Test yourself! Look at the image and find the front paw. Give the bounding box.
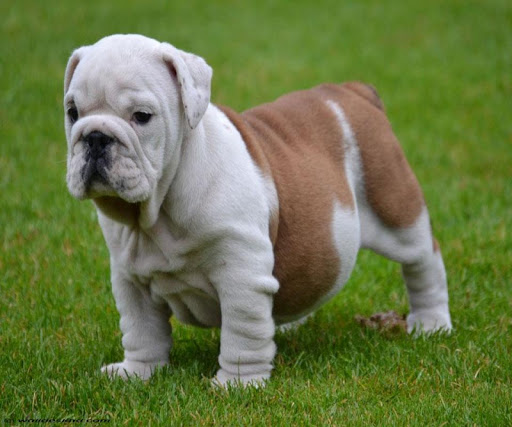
[101,360,167,380]
[212,368,270,389]
[407,307,452,335]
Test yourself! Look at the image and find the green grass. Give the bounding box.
[1,0,511,424]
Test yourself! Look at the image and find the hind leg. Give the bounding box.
[326,88,451,333]
[360,204,452,334]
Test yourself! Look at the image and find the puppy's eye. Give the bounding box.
[133,112,152,125]
[67,107,78,124]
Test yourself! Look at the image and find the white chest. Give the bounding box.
[100,213,222,327]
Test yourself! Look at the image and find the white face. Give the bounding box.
[64,34,212,204]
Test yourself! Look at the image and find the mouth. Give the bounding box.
[78,130,116,195]
[82,155,110,190]
[67,123,154,204]
[68,148,151,203]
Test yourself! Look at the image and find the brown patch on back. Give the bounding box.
[219,92,354,318]
[218,81,425,317]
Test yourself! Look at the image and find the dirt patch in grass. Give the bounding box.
[355,310,407,335]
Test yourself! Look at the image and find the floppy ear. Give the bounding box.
[161,43,213,129]
[64,46,90,94]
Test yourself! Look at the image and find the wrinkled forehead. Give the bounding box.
[86,34,161,69]
[69,36,176,100]
[63,35,185,118]
[72,46,166,88]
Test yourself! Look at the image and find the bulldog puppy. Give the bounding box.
[64,34,452,386]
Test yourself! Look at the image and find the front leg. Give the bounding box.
[101,267,172,380]
[211,246,279,387]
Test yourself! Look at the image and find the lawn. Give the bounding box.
[1,0,511,425]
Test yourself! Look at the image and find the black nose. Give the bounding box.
[84,131,114,160]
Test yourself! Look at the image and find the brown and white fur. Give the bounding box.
[64,34,452,387]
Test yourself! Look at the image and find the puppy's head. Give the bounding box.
[64,34,212,225]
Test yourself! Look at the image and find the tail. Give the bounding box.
[342,81,385,111]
